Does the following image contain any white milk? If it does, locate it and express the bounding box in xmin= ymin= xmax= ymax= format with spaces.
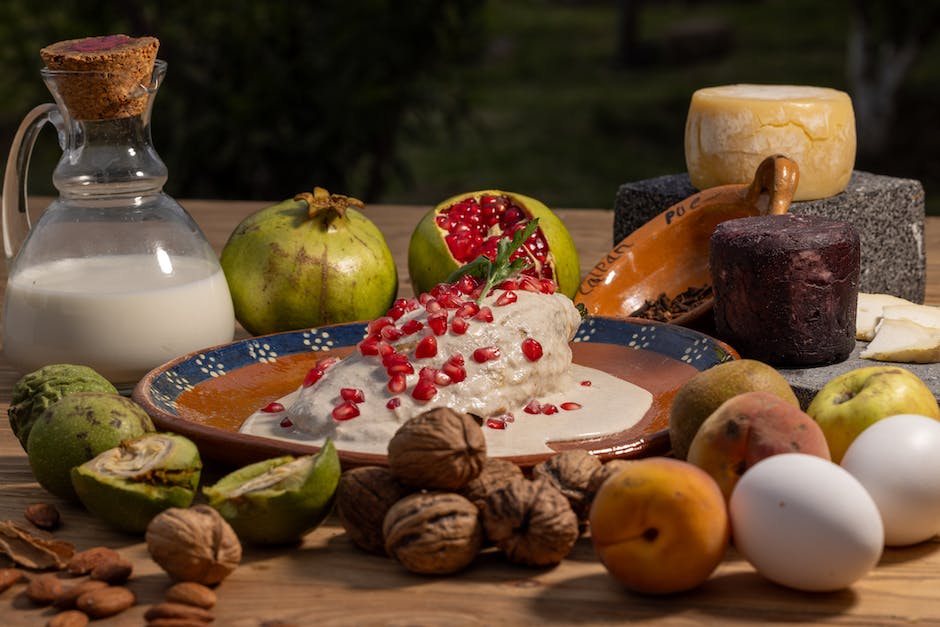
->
xmin=3 ymin=254 xmax=235 ymax=385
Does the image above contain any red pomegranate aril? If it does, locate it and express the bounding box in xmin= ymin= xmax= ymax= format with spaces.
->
xmin=424 ymin=298 xmax=444 ymax=314
xmin=495 ymin=291 xmax=518 ymax=306
xmin=523 ymin=399 xmax=541 ymax=414
xmin=474 ymin=307 xmax=494 ymax=323
xmin=428 ymin=312 xmax=448 ymax=335
xmin=441 ymin=356 xmax=466 ymax=383
xmin=341 ymin=388 xmax=365 ymax=403
xmin=541 ymin=403 xmax=559 ymax=415
xmin=418 ymin=366 xmax=438 ymax=382
xmin=434 ymin=371 xmax=452 ymax=386
xmin=385 ymin=305 xmax=405 ymax=320
xmin=383 ymin=351 xmax=409 ymax=367
xmin=332 ymin=401 xmax=360 ymax=421
xmin=473 ymin=346 xmax=501 ymax=363
xmin=303 ymin=367 xmax=326 ymax=388
xmin=486 ymin=417 xmax=507 ymax=430
xmin=499 ymin=205 xmax=525 ymax=228
xmin=401 ymin=319 xmax=424 ymax=335
xmin=539 ymin=278 xmax=557 ymax=294
xmin=437 ymin=291 xmax=465 ymax=309
xmin=261 ymin=401 xmax=285 ymax=413
xmin=456 ymin=302 xmax=479 ymax=318
xmin=412 ymin=380 xmax=438 ymax=401
xmin=521 ymin=338 xmax=543 ymax=362
xmin=386 ymin=361 xmax=415 ymax=376
xmin=279 ymin=417 xmax=293 ymax=428
xmin=367 ymin=316 xmax=395 ymax=335
xmin=518 ymin=275 xmax=541 ymax=292
xmin=380 ymin=325 xmax=403 ymax=341
xmin=377 ymin=341 xmax=395 ymax=357
xmin=386 ymin=397 xmax=401 ymax=410
xmin=580 ymin=380 xmax=593 ymax=387
xmin=450 ymin=316 xmax=469 ymax=335
xmin=497 ymin=279 xmax=518 ymax=290
xmin=316 ymin=357 xmax=338 ymax=370
xmin=358 ymin=338 xmax=380 ymax=356
xmin=419 ymin=292 xmax=434 ymax=305
xmin=415 ymin=335 xmax=438 ymax=359
xmin=561 ymin=402 xmax=582 ymax=411
xmin=456 ymin=274 xmax=479 ymax=294
xmin=388 ymin=374 xmax=407 ymax=394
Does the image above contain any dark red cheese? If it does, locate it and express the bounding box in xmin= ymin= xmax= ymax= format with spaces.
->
xmin=709 ymin=214 xmax=860 ymax=366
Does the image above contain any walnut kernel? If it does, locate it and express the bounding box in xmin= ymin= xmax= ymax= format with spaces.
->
xmin=335 ymin=466 xmax=412 ymax=554
xmin=482 ymin=477 xmax=579 ymax=566
xmin=145 ymin=505 xmax=241 ymax=585
xmin=383 ymin=492 xmax=483 ymax=575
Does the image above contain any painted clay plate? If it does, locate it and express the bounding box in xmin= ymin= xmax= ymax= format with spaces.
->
xmin=133 ymin=316 xmax=737 ymax=468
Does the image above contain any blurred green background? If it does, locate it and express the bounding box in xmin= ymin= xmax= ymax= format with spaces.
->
xmin=1 ymin=0 xmax=937 ymax=212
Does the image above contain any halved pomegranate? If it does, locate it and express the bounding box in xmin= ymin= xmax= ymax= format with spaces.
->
xmin=407 ymin=190 xmax=580 ymax=298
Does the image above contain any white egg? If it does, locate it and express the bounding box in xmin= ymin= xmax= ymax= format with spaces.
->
xmin=841 ymin=413 xmax=940 ymax=546
xmin=729 ymin=453 xmax=883 ymax=592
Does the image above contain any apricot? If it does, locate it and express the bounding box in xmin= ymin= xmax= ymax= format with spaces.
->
xmin=589 ymin=457 xmax=729 ymax=595
xmin=687 ymin=391 xmax=830 ymax=501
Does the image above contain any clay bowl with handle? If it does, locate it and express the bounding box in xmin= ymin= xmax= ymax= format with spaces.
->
xmin=575 ymin=154 xmax=799 ymax=327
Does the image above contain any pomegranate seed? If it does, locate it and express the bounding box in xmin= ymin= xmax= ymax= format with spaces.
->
xmin=434 ymin=370 xmax=452 ymax=386
xmin=474 ymin=307 xmax=494 ymax=323
xmin=377 ymin=341 xmax=395 ymax=357
xmin=415 ymin=335 xmax=438 ymax=359
xmin=495 ymin=291 xmax=518 ymax=306
xmin=541 ymin=404 xmax=559 ymax=415
xmin=505 ymin=412 xmax=515 ymax=423
xmin=367 ymin=316 xmax=395 ymax=335
xmin=316 ymin=357 xmax=338 ymax=370
xmin=386 ymin=305 xmax=405 ymax=320
xmin=438 ymin=291 xmax=465 ymax=309
xmin=456 ymin=302 xmax=480 ymax=318
xmin=500 ymin=205 xmax=525 ymax=227
xmin=441 ymin=355 xmax=466 ymax=383
xmin=518 ymin=275 xmax=541 ymax=292
xmin=539 ymin=279 xmax=557 ymax=294
xmin=386 ymin=397 xmax=401 ymax=410
xmin=261 ymin=401 xmax=285 ymax=413
xmin=388 ymin=374 xmax=407 ymax=394
xmin=303 ymin=367 xmax=326 ymax=387
xmin=412 ymin=380 xmax=438 ymax=401
xmin=279 ymin=417 xmax=293 ymax=428
xmin=401 ymin=319 xmax=424 ymax=335
xmin=561 ymin=402 xmax=582 ymax=411
xmin=473 ymin=346 xmax=501 ymax=363
xmin=486 ymin=417 xmax=507 ymax=430
xmin=358 ymin=338 xmax=380 ymax=356
xmin=341 ymin=388 xmax=365 ymax=403
xmin=497 ymin=279 xmax=519 ymax=290
xmin=523 ymin=399 xmax=541 ymax=414
xmin=521 ymin=338 xmax=543 ymax=362
xmin=386 ymin=361 xmax=415 ymax=376
xmin=380 ymin=325 xmax=403 ymax=341
xmin=424 ymin=298 xmax=444 ymax=314
xmin=450 ymin=316 xmax=469 ymax=335
xmin=428 ymin=312 xmax=448 ymax=335
xmin=418 ymin=366 xmax=438 ymax=382
xmin=332 ymin=401 xmax=360 ymax=421
xmin=581 ymin=380 xmax=592 ymax=387
xmin=456 ymin=275 xmax=479 ymax=294
xmin=418 ymin=292 xmax=434 ymax=305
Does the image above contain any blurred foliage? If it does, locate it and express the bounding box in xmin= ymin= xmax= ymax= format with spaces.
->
xmin=0 ymin=0 xmax=485 ymax=201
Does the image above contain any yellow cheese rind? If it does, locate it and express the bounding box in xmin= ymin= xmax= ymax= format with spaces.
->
xmin=684 ymin=84 xmax=856 ymax=201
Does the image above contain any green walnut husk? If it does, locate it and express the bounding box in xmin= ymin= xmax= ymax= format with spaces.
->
xmin=204 ymin=440 xmax=340 ymax=545
xmin=72 ymin=433 xmax=202 ymax=534
xmin=26 ymin=392 xmax=155 ymax=501
xmin=8 ymin=364 xmax=118 ymax=451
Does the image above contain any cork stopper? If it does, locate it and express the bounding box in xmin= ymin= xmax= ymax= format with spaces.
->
xmin=40 ymin=34 xmax=160 ymax=120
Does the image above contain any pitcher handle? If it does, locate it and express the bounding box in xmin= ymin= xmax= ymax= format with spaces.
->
xmin=2 ymin=103 xmax=58 ymax=265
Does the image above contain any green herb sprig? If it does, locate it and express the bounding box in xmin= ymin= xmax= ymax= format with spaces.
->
xmin=445 ymin=219 xmax=539 ymax=304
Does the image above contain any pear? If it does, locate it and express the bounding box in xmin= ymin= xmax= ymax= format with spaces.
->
xmin=668 ymin=359 xmax=799 ymax=460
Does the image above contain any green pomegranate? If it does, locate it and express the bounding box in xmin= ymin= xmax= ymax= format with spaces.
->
xmin=408 ymin=190 xmax=580 ymax=298
xmin=220 ymin=188 xmax=398 ymax=335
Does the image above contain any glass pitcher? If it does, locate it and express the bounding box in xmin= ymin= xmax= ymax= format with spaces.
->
xmin=2 ymin=59 xmax=235 ymax=386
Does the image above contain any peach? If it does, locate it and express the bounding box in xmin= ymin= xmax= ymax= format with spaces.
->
xmin=589 ymin=457 xmax=729 ymax=595
xmin=687 ymin=391 xmax=830 ymax=500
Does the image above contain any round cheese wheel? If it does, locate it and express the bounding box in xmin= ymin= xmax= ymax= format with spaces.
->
xmin=685 ymin=84 xmax=856 ymax=201
xmin=710 ymin=214 xmax=860 ymax=366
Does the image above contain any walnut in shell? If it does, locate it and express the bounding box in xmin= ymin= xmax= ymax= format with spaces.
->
xmin=482 ymin=477 xmax=579 ymax=566
xmin=531 ymin=449 xmax=603 ymax=520
xmin=335 ymin=466 xmax=412 ymax=554
xmin=383 ymin=492 xmax=483 ymax=575
xmin=387 ymin=407 xmax=486 ymax=490
xmin=145 ymin=505 xmax=241 ymax=585
xmin=460 ymin=458 xmax=524 ymax=508
xmin=587 ymin=459 xmax=632 ymax=502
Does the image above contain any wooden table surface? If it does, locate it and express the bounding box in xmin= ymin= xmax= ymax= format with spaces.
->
xmin=2 ymin=200 xmax=940 ymax=626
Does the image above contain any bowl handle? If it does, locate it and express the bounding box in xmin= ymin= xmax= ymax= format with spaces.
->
xmin=745 ymin=154 xmax=800 ymax=216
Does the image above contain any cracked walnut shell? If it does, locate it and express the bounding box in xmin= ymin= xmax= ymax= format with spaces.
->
xmin=335 ymin=466 xmax=412 ymax=554
xmin=482 ymin=477 xmax=579 ymax=566
xmin=532 ymin=449 xmax=603 ymax=520
xmin=383 ymin=492 xmax=483 ymax=575
xmin=145 ymin=505 xmax=241 ymax=585
xmin=387 ymin=407 xmax=486 ymax=490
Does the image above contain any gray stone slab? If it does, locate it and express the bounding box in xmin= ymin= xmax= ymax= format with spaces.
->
xmin=779 ymin=341 xmax=940 ymax=410
xmin=613 ymin=170 xmax=926 ymax=303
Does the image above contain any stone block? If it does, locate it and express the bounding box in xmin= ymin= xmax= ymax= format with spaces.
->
xmin=612 ymin=170 xmax=926 ymax=303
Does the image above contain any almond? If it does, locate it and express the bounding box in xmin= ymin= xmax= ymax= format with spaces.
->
xmin=89 ymin=558 xmax=133 ymax=584
xmin=24 ymin=503 xmax=61 ymax=531
xmin=0 ymin=567 xmax=24 ymax=592
xmin=146 ymin=619 xmax=213 ymax=627
xmin=144 ymin=601 xmax=214 ymax=622
xmin=164 ymin=581 xmax=217 ymax=609
xmin=53 ymin=579 xmax=109 ymax=609
xmin=26 ymin=573 xmax=63 ymax=605
xmin=76 ymin=585 xmax=135 ymax=618
xmin=66 ymin=547 xmax=121 ymax=576
xmin=47 ymin=609 xmax=90 ymax=627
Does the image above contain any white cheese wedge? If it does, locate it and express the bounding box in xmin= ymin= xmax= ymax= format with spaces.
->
xmin=881 ymin=303 xmax=940 ymax=329
xmin=860 ymin=317 xmax=940 ymax=363
xmin=856 ymin=292 xmax=916 ymax=341
xmin=684 ymin=84 xmax=856 ymax=200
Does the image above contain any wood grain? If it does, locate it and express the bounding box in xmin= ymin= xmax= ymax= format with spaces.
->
xmin=0 ymin=201 xmax=938 ymax=626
